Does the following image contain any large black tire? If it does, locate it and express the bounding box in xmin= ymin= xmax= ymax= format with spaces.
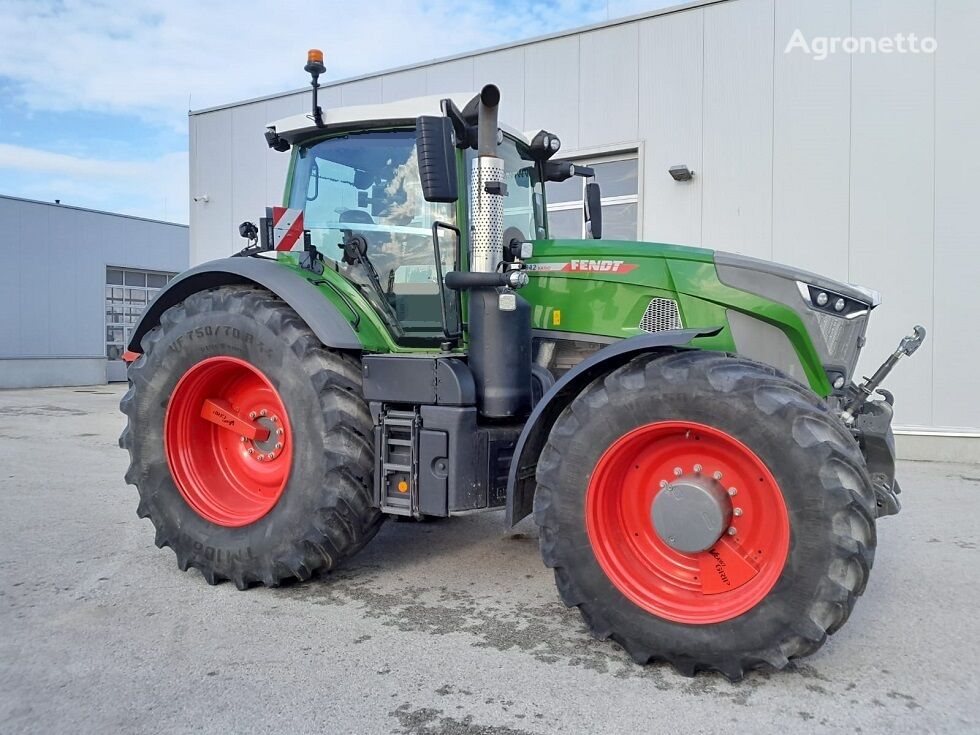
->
xmin=534 ymin=350 xmax=877 ymax=680
xmin=119 ymin=285 xmax=382 ymax=588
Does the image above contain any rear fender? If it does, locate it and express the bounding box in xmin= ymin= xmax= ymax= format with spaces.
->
xmin=505 ymin=327 xmax=721 ymax=527
xmin=127 ymin=257 xmax=362 ymax=353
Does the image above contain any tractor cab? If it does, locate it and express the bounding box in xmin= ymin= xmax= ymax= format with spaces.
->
xmin=263 ymin=88 xmax=590 ymax=349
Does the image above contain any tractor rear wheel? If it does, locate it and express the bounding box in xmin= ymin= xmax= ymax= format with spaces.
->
xmin=534 ymin=350 xmax=877 ymax=679
xmin=120 ymin=286 xmax=381 ymax=588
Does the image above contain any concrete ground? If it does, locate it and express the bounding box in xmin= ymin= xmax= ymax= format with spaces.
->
xmin=0 ymin=385 xmax=978 ymax=735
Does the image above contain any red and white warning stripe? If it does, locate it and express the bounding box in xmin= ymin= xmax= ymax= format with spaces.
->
xmin=271 ymin=207 xmax=305 ymax=251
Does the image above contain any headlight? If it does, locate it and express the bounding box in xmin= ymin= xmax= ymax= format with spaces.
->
xmin=796 ymin=282 xmax=871 ymax=321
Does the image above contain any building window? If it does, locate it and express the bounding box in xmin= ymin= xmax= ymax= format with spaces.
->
xmin=546 ymin=153 xmax=639 ymax=240
xmin=105 ymin=267 xmax=176 ymax=361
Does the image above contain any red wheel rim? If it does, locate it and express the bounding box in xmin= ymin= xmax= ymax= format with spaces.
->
xmin=586 ymin=421 xmax=789 ymax=624
xmin=164 ymin=356 xmax=292 ymax=527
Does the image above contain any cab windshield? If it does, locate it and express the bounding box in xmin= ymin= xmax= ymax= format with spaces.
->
xmin=288 ymin=129 xmax=456 ymax=344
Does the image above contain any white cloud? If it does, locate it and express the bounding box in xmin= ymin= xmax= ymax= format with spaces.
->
xmin=0 ymin=143 xmax=188 ymax=222
xmin=0 ymin=0 xmax=636 ymax=130
xmin=0 ymin=0 xmax=676 ymax=221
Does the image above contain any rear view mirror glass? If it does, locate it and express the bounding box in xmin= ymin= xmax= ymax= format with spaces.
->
xmin=416 ymin=116 xmax=458 ymax=203
xmin=585 ymin=181 xmax=602 ymax=239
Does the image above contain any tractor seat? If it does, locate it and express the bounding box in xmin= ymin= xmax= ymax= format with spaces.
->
xmin=339 ymin=209 xmax=375 ymax=225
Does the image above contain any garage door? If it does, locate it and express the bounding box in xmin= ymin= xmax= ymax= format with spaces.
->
xmin=105 ymin=267 xmax=176 ymax=382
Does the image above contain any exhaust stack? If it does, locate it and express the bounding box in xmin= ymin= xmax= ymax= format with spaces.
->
xmin=469 ymin=85 xmax=505 ymax=274
xmin=463 ymin=85 xmax=532 ymax=419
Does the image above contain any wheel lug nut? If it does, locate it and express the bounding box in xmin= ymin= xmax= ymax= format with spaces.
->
xmin=275 ymin=442 xmax=282 ymax=450
xmin=256 ymin=454 xmax=264 ymax=462
xmin=268 ymin=453 xmax=276 ymax=460
xmin=733 ymin=507 xmax=743 ymax=517
xmin=276 ymin=428 xmax=283 ymax=436
xmin=260 ymin=409 xmax=267 ymax=417
xmin=728 ymin=487 xmax=737 ymax=496
xmin=693 ymin=464 xmax=702 ymax=473
xmin=247 ymin=448 xmax=254 ymax=454
xmin=659 ymin=480 xmax=669 ymax=489
xmin=240 ymin=436 xmax=247 ymax=443
xmin=727 ymin=527 xmax=737 ymax=536
xmin=713 ymin=471 xmax=723 ymax=480
xmin=673 ymin=467 xmax=683 ymax=476
xmin=249 ymin=412 xmax=257 ymax=419
xmin=271 ymin=415 xmax=278 ymax=423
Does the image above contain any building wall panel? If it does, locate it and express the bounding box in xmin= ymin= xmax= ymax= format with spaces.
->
xmin=772 ymin=0 xmax=851 ymax=282
xmin=340 ymin=77 xmax=384 ymax=106
xmin=579 ymin=24 xmax=639 ymax=149
xmin=637 ymin=8 xmax=704 ymax=247
xmin=524 ymin=36 xmax=581 ymax=152
xmin=849 ymin=0 xmax=936 ymax=428
xmin=426 ymin=59 xmax=475 ymax=94
xmin=0 ymin=197 xmax=25 ymax=356
xmin=701 ymin=0 xmax=774 ymax=260
xmin=383 ymin=68 xmax=428 ymax=102
xmin=189 ymin=109 xmax=233 ymax=264
xmin=933 ymin=0 xmax=980 ymax=430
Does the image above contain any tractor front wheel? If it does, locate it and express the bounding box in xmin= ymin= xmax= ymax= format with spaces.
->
xmin=534 ymin=350 xmax=877 ymax=679
xmin=120 ymin=286 xmax=381 ymax=588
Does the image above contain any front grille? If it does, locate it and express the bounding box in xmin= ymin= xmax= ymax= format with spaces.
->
xmin=814 ymin=311 xmax=860 ymax=363
xmin=639 ymin=298 xmax=683 ymax=333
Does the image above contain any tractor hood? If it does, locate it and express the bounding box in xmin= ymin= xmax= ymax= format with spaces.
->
xmin=526 ymin=239 xmax=878 ymax=306
xmin=522 ymin=238 xmax=879 ymax=396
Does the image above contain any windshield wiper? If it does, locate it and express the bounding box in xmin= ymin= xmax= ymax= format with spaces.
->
xmin=338 ymin=231 xmax=400 ymax=325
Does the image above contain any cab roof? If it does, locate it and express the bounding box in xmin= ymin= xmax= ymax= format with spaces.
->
xmin=268 ymin=93 xmax=531 ymax=146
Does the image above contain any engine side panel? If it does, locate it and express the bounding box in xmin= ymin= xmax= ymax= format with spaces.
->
xmin=504 ymin=328 xmax=720 ymax=528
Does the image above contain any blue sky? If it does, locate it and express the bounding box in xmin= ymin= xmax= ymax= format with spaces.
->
xmin=0 ymin=0 xmax=677 ymax=223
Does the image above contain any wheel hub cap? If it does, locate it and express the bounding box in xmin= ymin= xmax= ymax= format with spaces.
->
xmin=651 ymin=476 xmax=732 ymax=553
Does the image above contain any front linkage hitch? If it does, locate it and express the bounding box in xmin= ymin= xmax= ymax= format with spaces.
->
xmin=841 ymin=325 xmax=927 ymax=517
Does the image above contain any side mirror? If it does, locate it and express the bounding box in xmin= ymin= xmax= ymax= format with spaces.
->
xmin=416 ymin=116 xmax=458 ymax=203
xmin=585 ymin=182 xmax=602 ymax=240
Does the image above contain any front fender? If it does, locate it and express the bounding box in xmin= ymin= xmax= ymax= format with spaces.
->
xmin=505 ymin=327 xmax=721 ymax=527
xmin=127 ymin=257 xmax=362 ymax=353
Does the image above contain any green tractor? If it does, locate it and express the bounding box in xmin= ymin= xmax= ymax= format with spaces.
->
xmin=121 ymin=52 xmax=925 ymax=679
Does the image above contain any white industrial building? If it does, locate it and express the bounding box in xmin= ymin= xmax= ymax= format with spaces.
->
xmin=187 ymin=0 xmax=978 ymax=460
xmin=0 ymin=195 xmax=188 ymax=388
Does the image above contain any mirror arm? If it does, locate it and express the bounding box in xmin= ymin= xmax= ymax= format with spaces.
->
xmin=543 ymin=160 xmax=595 ymax=183
xmin=440 ymin=98 xmax=477 ymax=149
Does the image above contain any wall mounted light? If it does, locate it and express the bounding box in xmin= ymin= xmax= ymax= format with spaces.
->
xmin=668 ymin=165 xmax=694 ymax=182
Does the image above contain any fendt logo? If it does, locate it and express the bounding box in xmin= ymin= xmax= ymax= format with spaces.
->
xmin=527 ymin=260 xmax=638 ymax=274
